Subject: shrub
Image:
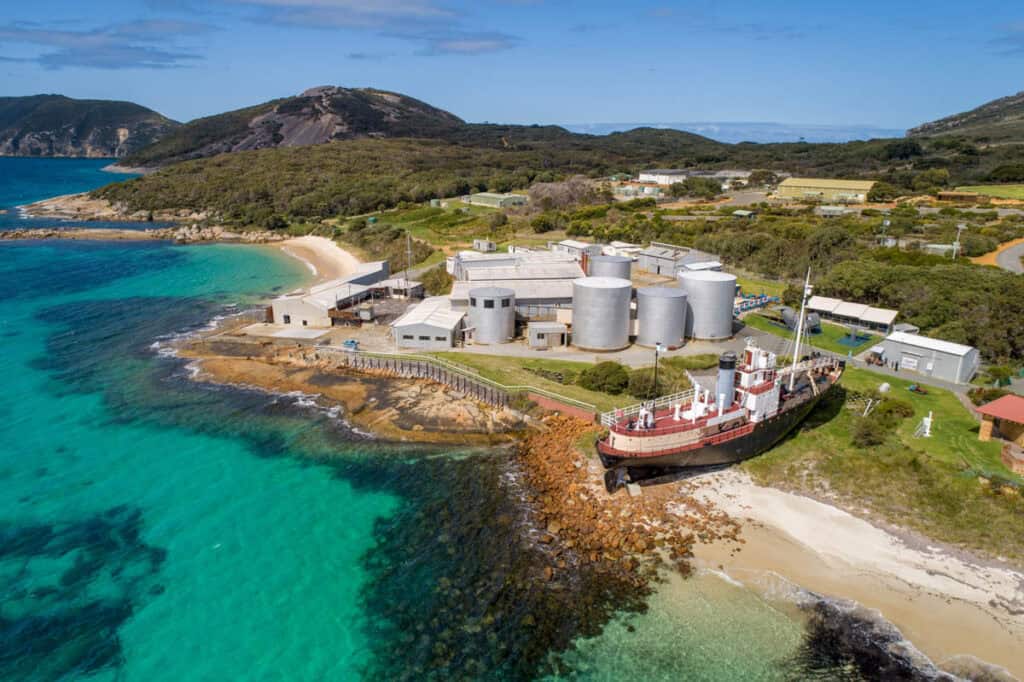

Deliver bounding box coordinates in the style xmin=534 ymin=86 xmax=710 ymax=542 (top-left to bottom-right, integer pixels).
xmin=577 ymin=362 xmax=630 ymax=394
xmin=421 ymin=266 xmax=453 ymax=296
xmin=852 ymin=416 xmax=889 ymax=447
xmin=968 ymin=387 xmax=1011 ymax=406
xmin=628 ymin=368 xmax=661 ymax=399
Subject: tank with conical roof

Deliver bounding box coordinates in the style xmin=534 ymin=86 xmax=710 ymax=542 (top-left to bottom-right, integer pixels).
xmin=571 ymin=277 xmax=632 ymax=351
xmin=678 ymin=270 xmax=737 ymax=340
xmin=636 ymin=287 xmax=687 ymax=348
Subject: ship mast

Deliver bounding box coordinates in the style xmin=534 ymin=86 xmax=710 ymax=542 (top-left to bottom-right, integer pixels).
xmin=788 ymin=269 xmax=812 ymax=391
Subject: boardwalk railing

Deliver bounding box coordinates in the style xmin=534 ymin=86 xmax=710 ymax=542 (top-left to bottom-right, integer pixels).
xmin=316 ymin=346 xmax=598 ymax=416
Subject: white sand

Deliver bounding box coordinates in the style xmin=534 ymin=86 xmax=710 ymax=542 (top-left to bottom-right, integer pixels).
xmin=686 ymin=470 xmax=1024 ymax=676
xmin=279 ymin=236 xmax=361 ymax=283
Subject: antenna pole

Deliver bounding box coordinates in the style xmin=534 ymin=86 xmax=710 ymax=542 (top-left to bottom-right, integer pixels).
xmin=789 ymin=269 xmax=812 ymax=391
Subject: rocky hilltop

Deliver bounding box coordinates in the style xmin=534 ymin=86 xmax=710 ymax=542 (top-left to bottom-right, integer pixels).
xmin=119 ymin=86 xmax=465 ymax=167
xmin=0 ymin=95 xmax=179 ymax=158
xmin=908 ymin=90 xmax=1024 ymax=142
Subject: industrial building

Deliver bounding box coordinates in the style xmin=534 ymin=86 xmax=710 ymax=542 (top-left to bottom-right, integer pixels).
xmin=391 ymin=297 xmax=465 ymax=350
xmin=371 ymin=278 xmax=424 ymax=299
xmin=601 ymin=241 xmax=643 ymax=259
xmin=807 ymin=296 xmax=898 ymax=334
xmin=450 ymin=280 xmax=573 ymax=316
xmin=571 ymin=277 xmax=632 ymax=351
xmin=550 ymin=239 xmax=603 ymax=260
xmin=874 ymin=331 xmax=979 ymax=384
xmin=678 ymin=270 xmax=737 ymax=340
xmin=527 ymin=322 xmax=567 ymax=349
xmin=635 ymin=287 xmax=687 ymax=348
xmin=777 ymin=178 xmax=876 ymax=204
xmin=638 ymin=243 xmax=721 ymax=276
xmin=270 ymin=261 xmax=389 ymax=328
xmin=446 ymin=249 xmax=578 ymax=279
xmin=466 ymin=287 xmax=516 ymax=344
xmin=462 ymin=192 xmax=528 ymax=209
xmin=638 ymin=169 xmax=688 ymax=185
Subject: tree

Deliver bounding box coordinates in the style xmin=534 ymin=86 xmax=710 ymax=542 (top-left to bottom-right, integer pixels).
xmin=421 ymin=266 xmax=453 ymax=295
xmin=628 ymin=368 xmax=662 ymax=399
xmin=868 ymin=181 xmax=900 ymax=202
xmin=883 ymin=139 xmax=923 ymax=160
xmin=488 ymin=212 xmax=508 ymax=231
xmin=746 ymin=170 xmax=778 ymax=187
xmin=668 ymin=177 xmax=722 ymax=200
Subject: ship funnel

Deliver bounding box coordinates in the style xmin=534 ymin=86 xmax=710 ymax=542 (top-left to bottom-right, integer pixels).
xmin=717 ymin=351 xmax=737 ymax=409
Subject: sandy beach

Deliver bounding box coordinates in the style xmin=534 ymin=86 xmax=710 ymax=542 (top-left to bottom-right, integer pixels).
xmin=689 ymin=470 xmax=1024 ymax=678
xmin=278 ymin=235 xmax=362 ymax=283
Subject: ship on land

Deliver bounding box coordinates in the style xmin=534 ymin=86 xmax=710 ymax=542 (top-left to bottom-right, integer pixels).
xmin=597 ymin=272 xmax=844 ymax=492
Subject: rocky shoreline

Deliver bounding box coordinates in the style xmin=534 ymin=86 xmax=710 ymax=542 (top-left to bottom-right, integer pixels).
xmin=1 ymin=224 xmax=288 ymax=244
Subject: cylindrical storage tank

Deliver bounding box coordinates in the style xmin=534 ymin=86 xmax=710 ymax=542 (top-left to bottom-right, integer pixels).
xmin=468 ymin=286 xmax=515 ymax=344
xmin=588 ymin=255 xmax=632 ymax=280
xmin=635 ymin=287 xmax=687 ymax=348
xmin=678 ymin=270 xmax=737 ymax=340
xmin=571 ymin=277 xmax=632 ymax=351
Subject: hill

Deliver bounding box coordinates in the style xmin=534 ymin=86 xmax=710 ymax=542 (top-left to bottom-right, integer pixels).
xmin=120 ymin=86 xmax=465 ymax=167
xmin=908 ymin=91 xmax=1024 ymax=142
xmin=0 ymin=95 xmax=179 ymax=158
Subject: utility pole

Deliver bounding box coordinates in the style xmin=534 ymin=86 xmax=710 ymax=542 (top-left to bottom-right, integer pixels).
xmin=403 ymin=231 xmax=413 ymax=298
xmin=789 ymin=269 xmax=812 ymax=392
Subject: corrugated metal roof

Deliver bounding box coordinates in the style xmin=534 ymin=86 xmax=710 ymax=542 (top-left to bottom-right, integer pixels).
xmin=451 ymin=279 xmax=574 ymax=302
xmin=807 ymin=296 xmax=843 ymax=313
xmin=884 ymin=331 xmax=975 ymax=357
xmin=465 ymin=263 xmax=584 ymax=281
xmin=392 ymin=298 xmax=465 ymax=331
xmin=832 ymin=301 xmax=871 ymax=318
xmin=779 ymin=177 xmax=876 ymax=191
xmin=860 ymin=307 xmax=898 ymax=325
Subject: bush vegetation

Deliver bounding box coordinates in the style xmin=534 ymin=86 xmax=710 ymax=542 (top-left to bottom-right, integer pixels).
xmin=577 ymin=362 xmax=630 ymax=395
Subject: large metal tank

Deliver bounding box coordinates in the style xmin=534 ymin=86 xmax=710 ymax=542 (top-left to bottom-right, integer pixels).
xmin=588 ymin=255 xmax=632 ymax=280
xmin=571 ymin=277 xmax=632 ymax=351
xmin=678 ymin=270 xmax=737 ymax=340
xmin=635 ymin=287 xmax=687 ymax=348
xmin=468 ymin=286 xmax=515 ymax=344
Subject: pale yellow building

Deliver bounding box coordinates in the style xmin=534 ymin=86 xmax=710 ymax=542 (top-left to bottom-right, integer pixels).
xmin=777 ymin=177 xmax=876 ymax=204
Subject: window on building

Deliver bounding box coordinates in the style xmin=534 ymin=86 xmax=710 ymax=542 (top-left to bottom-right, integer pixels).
xmin=302 ymin=320 xmax=307 ymax=326
xmin=501 ymin=299 xmax=510 ymax=308
xmin=402 ymin=335 xmax=413 ymax=340
xmin=484 ymin=300 xmax=494 ymax=309
xmin=419 ymin=336 xmax=430 ymax=341
xmin=434 ymin=337 xmax=446 ymax=341
xmin=283 ymin=314 xmax=291 ymax=324
xmin=470 ymin=298 xmax=477 ymax=307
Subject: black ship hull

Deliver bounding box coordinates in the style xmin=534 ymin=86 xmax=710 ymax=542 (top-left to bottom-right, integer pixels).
xmin=598 ymin=385 xmax=831 ymax=472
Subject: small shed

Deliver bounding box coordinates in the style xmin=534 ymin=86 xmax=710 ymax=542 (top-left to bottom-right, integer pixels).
xmin=878 ymin=331 xmax=979 ymax=384
xmin=976 ymin=395 xmax=1024 ymax=449
xmin=473 ymin=238 xmax=497 ymax=253
xmin=527 ymin=321 xmax=568 ymax=349
xmin=732 ymin=209 xmax=756 ymax=219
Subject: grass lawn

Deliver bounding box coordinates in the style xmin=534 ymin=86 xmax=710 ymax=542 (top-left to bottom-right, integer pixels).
xmin=734 ymin=274 xmax=787 ymax=299
xmin=745 ymin=367 xmax=1024 ymax=563
xmin=431 ymin=353 xmax=633 ymax=412
xmin=957 ymin=184 xmax=1024 ymax=200
xmin=742 ymin=313 xmax=877 ymax=355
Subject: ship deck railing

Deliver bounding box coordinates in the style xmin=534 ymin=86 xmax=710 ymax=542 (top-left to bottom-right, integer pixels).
xmin=598 ymin=422 xmax=757 ymax=458
xmin=599 ymin=389 xmax=696 ymax=428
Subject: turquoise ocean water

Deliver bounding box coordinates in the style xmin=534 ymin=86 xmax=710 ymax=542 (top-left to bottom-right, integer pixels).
xmin=0 ymin=160 xmax=862 ymax=680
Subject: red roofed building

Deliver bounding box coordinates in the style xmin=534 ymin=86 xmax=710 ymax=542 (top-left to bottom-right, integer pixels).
xmin=976 ymin=394 xmax=1024 ymax=474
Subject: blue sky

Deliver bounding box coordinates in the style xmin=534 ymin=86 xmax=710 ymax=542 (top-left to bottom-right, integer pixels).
xmin=1 ymin=0 xmax=1023 ymax=128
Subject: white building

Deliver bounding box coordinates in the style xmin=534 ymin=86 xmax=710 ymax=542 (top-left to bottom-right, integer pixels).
xmin=271 ymin=280 xmax=370 ymax=328
xmin=638 ymin=169 xmax=688 ymax=186
xmin=875 ymin=331 xmax=979 ymax=384
xmin=807 ymin=295 xmax=899 ymax=334
xmin=601 ymin=241 xmax=643 ymax=259
xmin=391 ymin=297 xmax=465 ymax=350
xmin=550 ymin=239 xmax=603 ymax=260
